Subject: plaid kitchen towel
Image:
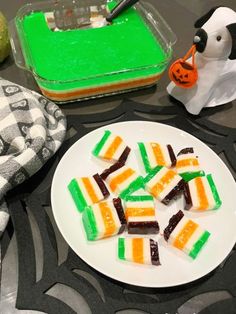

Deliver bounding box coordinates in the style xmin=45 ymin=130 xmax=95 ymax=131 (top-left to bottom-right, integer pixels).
xmin=0 ymin=78 xmax=67 ymax=238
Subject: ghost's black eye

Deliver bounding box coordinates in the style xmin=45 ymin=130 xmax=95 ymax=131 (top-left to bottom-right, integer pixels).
xmin=217 ymin=35 xmax=222 ymax=41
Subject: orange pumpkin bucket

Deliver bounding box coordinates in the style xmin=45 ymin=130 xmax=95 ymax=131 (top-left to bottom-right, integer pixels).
xmin=169 ymin=45 xmax=198 ymax=88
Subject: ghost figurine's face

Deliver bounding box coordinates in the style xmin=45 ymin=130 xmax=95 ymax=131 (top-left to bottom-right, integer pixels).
xmin=194 ymin=25 xmax=232 ymax=59
xmin=193 ymin=7 xmax=236 ymax=60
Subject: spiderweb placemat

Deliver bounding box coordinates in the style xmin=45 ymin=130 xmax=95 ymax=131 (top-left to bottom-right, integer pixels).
xmin=4 ymin=98 xmax=236 ymax=314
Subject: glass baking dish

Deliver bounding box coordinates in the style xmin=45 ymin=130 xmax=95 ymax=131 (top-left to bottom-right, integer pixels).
xmin=9 ymin=0 xmax=176 ymax=103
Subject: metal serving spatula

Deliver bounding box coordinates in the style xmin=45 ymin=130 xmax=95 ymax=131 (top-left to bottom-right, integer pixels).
xmin=47 ymin=0 xmax=139 ymax=31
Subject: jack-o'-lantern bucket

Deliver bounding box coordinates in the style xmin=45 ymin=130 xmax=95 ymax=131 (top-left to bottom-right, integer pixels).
xmin=169 ymin=45 xmax=198 ymax=88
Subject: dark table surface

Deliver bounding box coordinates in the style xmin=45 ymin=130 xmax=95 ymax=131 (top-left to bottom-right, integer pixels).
xmin=1 ymin=1 xmax=236 ymax=313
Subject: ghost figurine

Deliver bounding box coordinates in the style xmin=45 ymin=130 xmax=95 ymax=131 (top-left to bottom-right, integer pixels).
xmin=167 ymin=7 xmax=236 ymax=115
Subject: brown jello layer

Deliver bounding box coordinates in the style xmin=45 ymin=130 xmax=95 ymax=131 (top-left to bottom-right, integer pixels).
xmin=164 ymin=210 xmax=184 ymax=241
xmin=100 ymin=161 xmax=125 ymax=180
xmin=177 ymin=147 xmax=194 ymax=156
xmin=128 ymin=221 xmax=159 ymax=234
xmin=150 ymin=239 xmax=161 ymax=266
xmin=162 ymin=179 xmax=185 ymax=205
xmin=167 ymin=144 xmax=176 ymax=167
xmin=93 ymin=174 xmax=110 ymax=198
xmin=113 ymin=198 xmax=127 ymax=232
xmin=183 ymin=182 xmax=193 ymax=210
xmin=118 ymin=146 xmax=131 ymax=164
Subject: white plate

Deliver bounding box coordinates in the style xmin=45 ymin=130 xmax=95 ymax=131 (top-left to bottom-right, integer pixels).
xmin=51 ymin=121 xmax=236 ymax=287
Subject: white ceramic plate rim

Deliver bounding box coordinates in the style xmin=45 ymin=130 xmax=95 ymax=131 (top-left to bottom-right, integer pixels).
xmin=51 ymin=121 xmax=236 ymax=288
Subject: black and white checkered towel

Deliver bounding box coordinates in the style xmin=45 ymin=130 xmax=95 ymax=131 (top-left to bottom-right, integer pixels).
xmin=0 ymin=78 xmax=67 ymax=238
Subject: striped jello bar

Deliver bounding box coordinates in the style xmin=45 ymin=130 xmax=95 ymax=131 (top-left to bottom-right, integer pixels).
xmin=103 ymin=163 xmax=144 ymax=199
xmin=138 ymin=142 xmax=176 ymax=172
xmin=144 ymin=166 xmax=184 ymax=205
xmin=68 ymin=174 xmax=109 ymax=212
xmin=176 ymin=148 xmax=205 ymax=181
xmin=124 ymin=195 xmax=159 ymax=234
xmin=82 ymin=198 xmax=126 ymax=241
xmin=92 ymin=130 xmax=131 ymax=163
xmin=164 ymin=210 xmax=210 ymax=259
xmin=118 ymin=237 xmax=160 ymax=266
xmin=184 ymin=174 xmax=222 ymax=211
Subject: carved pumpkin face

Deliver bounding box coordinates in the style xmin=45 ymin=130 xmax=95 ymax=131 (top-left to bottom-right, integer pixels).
xmin=169 ymin=59 xmax=198 ymax=88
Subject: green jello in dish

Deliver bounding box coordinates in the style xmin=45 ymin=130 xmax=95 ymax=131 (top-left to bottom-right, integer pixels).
xmin=15 ymin=1 xmax=173 ymax=101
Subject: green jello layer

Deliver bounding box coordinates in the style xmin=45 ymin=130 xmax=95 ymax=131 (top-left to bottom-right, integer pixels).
xmin=189 ymin=231 xmax=210 ymax=259
xmin=18 ymin=1 xmax=168 ymax=92
xmin=124 ymin=194 xmax=154 ymax=202
xmin=120 ymin=176 xmax=144 ymax=199
xmin=68 ymin=179 xmax=87 ymax=212
xmin=207 ymin=174 xmax=222 ymax=209
xmin=92 ymin=130 xmax=111 ymax=157
xmin=82 ymin=206 xmax=98 ymax=241
xmin=138 ymin=142 xmax=151 ymax=173
xmin=180 ymin=171 xmax=205 ymax=182
xmin=118 ymin=238 xmax=125 ymax=260
xmin=143 ymin=166 xmax=163 ymax=184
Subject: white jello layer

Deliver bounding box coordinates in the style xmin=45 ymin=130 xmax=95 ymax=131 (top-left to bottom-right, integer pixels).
xmin=127 ymin=215 xmax=156 ymax=222
xmin=188 ymin=177 xmax=216 ymax=210
xmin=125 ymin=200 xmax=154 ymax=208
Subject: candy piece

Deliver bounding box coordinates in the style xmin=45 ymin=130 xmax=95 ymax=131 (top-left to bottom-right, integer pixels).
xmin=92 ymin=130 xmax=131 ymax=163
xmin=124 ymin=195 xmax=159 ymax=234
xmin=144 ymin=166 xmax=184 ymax=205
xmin=104 ymin=164 xmax=144 ymax=199
xmin=68 ymin=174 xmax=109 ymax=212
xmin=82 ymin=198 xmax=126 ymax=241
xmin=138 ymin=142 xmax=176 ymax=172
xmin=118 ymin=237 xmax=160 ymax=265
xmin=184 ymin=174 xmax=222 ymax=211
xmin=176 ymin=147 xmax=205 ymax=181
xmin=164 ymin=210 xmax=210 ymax=259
